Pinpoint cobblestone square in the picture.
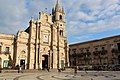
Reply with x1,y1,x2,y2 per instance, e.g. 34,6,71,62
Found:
0,70,120,80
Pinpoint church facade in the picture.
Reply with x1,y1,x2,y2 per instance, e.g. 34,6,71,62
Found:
0,0,69,69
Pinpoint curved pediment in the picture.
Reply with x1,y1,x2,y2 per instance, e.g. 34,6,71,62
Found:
42,29,50,34
18,31,29,39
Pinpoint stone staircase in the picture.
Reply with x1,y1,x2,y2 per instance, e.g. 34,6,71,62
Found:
0,68,73,73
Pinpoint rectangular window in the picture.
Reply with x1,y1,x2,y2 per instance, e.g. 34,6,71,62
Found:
43,34,49,43
3,60,8,68
5,47,9,54
102,47,105,50
95,48,98,51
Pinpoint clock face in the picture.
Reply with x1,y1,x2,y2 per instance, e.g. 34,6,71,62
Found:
43,34,48,43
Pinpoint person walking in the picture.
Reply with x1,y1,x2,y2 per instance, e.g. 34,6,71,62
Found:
47,67,50,72
19,66,22,73
17,65,20,73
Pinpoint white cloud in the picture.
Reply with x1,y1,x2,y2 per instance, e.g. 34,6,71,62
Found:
0,0,54,34
0,0,29,34
0,0,120,43
66,0,120,37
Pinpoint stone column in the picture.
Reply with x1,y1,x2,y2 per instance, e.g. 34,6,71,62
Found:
38,22,41,70
57,26,60,69
48,50,50,69
34,22,38,69
49,50,53,69
27,18,34,69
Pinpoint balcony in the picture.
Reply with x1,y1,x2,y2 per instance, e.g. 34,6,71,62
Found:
111,49,120,55
0,51,10,55
4,51,10,54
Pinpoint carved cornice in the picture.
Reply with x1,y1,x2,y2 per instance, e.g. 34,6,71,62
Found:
17,41,28,44
55,20,66,23
0,51,11,55
0,36,14,40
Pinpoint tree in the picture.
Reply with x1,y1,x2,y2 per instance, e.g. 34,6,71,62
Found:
8,54,14,69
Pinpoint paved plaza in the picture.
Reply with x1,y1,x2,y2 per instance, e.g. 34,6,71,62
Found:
0,70,120,80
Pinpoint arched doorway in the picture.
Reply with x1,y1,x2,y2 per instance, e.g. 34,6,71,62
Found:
19,50,26,69
42,55,48,69
118,55,120,64
20,59,25,69
0,58,1,68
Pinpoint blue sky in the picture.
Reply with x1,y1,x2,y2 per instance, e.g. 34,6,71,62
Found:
0,0,120,44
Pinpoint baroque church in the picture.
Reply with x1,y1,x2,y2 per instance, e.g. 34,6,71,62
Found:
0,0,69,69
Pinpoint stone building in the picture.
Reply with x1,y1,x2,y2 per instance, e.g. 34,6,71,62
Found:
0,34,14,68
69,35,120,67
0,0,69,69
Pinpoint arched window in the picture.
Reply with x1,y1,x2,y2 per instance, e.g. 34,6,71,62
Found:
59,15,62,20
60,30,63,36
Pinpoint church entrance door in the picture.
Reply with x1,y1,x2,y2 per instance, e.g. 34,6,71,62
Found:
20,59,25,69
42,55,48,69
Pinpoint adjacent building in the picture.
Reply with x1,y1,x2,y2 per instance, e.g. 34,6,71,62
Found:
0,0,69,69
0,34,14,68
69,35,120,67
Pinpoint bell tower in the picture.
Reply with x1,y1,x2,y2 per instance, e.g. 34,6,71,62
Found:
52,0,66,38
51,0,69,69
52,0,65,23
